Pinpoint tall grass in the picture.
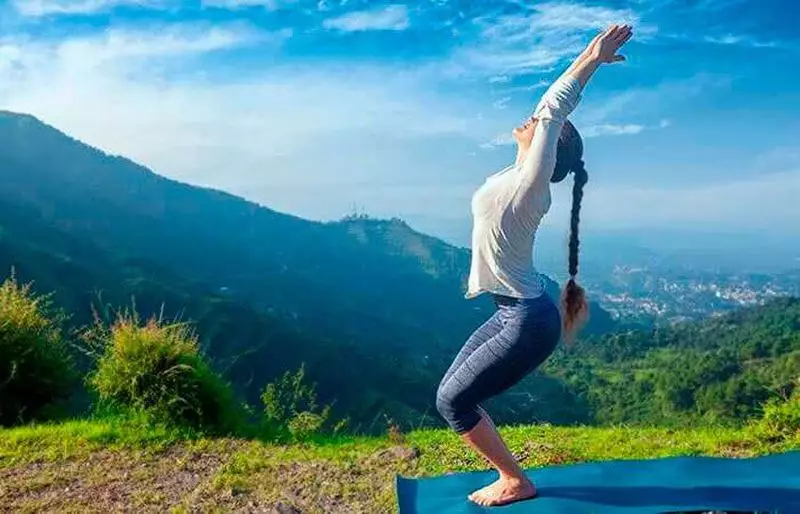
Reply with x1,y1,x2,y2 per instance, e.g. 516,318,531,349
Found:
260,364,347,442
85,310,241,433
0,275,74,426
750,380,800,441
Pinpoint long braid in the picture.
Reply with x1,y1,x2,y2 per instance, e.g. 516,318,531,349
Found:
561,159,589,344
568,160,587,277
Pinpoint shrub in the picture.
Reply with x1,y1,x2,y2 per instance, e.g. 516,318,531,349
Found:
260,364,345,441
86,311,239,432
0,275,74,426
749,381,799,441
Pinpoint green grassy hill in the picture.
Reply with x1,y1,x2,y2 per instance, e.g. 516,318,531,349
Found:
1,418,797,513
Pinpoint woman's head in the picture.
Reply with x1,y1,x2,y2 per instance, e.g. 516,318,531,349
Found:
553,120,584,183
513,118,584,179
512,117,538,151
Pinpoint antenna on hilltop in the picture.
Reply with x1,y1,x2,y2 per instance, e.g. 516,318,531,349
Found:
346,201,369,220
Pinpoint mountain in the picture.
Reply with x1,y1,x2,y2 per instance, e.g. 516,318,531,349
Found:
0,111,614,428
0,111,613,344
0,198,436,426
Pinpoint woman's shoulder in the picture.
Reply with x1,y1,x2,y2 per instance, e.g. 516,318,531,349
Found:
485,163,516,182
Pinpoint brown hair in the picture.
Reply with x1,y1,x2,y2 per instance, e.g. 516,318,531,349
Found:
553,121,589,344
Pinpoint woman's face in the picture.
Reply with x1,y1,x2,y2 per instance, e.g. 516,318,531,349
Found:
512,117,537,150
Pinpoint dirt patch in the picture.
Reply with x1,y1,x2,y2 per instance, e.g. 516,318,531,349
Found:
365,445,420,466
0,442,239,513
0,441,417,513
513,441,578,466
194,461,386,513
184,444,421,514
714,439,759,458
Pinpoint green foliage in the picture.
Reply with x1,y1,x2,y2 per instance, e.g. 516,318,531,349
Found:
0,275,74,426
260,365,342,441
85,311,240,432
750,380,799,441
287,411,327,440
547,298,800,427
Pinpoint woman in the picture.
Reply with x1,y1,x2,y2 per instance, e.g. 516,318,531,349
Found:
435,24,633,507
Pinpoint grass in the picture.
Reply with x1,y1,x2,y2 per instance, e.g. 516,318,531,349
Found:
0,418,797,513
85,312,242,433
0,275,74,426
0,416,200,468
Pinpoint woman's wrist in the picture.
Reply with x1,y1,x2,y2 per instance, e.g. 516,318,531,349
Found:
570,54,601,88
582,49,603,66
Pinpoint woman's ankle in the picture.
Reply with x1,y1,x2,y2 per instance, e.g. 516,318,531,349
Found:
498,471,531,485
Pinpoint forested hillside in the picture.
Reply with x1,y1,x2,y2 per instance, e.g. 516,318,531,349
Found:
546,298,799,425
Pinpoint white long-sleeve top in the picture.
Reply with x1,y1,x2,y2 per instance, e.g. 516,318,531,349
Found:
466,73,584,300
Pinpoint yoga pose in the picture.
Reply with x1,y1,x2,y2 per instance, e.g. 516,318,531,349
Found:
436,24,633,507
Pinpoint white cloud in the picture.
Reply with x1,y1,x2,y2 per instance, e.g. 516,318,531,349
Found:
583,118,675,138
526,1,642,32
702,34,778,48
323,5,410,32
658,29,783,49
0,22,479,218
0,23,272,85
705,34,744,45
0,22,286,88
499,80,550,94
12,0,164,16
456,1,652,77
201,0,300,10
488,75,511,84
639,0,748,12
583,123,645,138
576,74,730,125
57,23,279,64
492,96,511,110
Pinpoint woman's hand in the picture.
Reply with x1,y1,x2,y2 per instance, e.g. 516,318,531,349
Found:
562,24,632,87
585,24,633,64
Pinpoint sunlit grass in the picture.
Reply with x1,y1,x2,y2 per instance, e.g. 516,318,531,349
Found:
1,417,797,513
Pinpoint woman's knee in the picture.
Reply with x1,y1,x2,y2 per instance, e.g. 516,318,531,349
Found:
435,388,454,419
436,387,481,434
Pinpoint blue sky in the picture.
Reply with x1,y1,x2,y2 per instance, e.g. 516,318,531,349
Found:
0,0,798,250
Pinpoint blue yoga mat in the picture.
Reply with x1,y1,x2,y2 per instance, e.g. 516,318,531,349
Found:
396,451,800,513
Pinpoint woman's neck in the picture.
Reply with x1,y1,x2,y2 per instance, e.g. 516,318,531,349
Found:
515,144,530,166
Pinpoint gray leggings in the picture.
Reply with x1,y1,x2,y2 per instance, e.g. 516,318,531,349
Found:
436,293,561,433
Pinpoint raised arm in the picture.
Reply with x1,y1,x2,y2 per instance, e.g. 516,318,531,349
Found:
510,25,632,213
567,24,632,88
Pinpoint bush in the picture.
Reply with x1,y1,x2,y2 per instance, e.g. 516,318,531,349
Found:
86,311,239,432
0,276,74,426
260,364,345,441
749,381,799,441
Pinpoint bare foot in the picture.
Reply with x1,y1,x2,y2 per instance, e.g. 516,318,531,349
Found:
468,476,536,507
